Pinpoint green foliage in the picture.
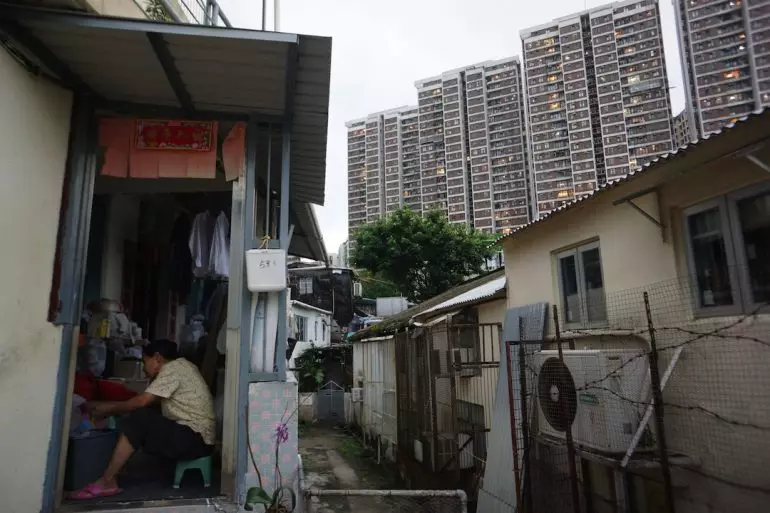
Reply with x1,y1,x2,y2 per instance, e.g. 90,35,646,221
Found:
293,345,347,392
350,207,497,302
244,485,295,512
146,0,173,21
357,270,401,298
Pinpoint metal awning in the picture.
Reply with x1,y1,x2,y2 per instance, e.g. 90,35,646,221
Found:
0,3,331,207
290,202,327,264
413,275,507,321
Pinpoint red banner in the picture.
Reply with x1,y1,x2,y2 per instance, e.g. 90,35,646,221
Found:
134,119,215,151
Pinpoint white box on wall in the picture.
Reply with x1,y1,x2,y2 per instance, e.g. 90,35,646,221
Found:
245,249,287,292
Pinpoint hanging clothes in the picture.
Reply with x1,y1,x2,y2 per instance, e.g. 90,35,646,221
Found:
209,211,230,278
189,211,215,278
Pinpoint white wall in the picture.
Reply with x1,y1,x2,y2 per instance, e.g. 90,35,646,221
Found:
502,145,770,513
0,50,73,513
352,336,398,459
100,195,140,302
82,0,148,18
290,303,331,346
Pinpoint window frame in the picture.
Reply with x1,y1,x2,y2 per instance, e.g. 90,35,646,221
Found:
298,276,313,295
295,315,308,341
683,180,770,317
727,180,770,313
682,197,742,318
555,240,607,328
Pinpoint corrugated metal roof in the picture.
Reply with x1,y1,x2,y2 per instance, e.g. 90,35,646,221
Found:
0,5,331,206
415,276,506,319
498,108,769,244
350,269,506,341
291,300,332,315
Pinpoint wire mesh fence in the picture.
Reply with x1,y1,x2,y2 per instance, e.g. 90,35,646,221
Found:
508,270,770,513
304,488,468,513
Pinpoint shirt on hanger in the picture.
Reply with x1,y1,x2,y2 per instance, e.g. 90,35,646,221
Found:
209,211,230,278
189,211,213,278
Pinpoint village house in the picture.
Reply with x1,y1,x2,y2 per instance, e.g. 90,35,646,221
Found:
0,2,331,512
350,269,506,503
498,109,770,513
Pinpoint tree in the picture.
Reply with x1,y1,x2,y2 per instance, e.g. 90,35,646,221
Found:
357,270,401,299
350,207,497,302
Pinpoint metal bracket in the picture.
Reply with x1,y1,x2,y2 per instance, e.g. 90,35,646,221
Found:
613,187,665,241
746,153,770,173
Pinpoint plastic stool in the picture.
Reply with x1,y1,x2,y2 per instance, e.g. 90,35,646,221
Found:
173,456,212,488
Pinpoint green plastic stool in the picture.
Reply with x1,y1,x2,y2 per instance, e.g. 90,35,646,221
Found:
173,456,212,489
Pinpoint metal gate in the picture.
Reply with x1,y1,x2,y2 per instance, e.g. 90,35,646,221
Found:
316,380,345,425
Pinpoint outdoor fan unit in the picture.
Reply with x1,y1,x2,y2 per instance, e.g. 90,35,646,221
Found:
534,349,651,454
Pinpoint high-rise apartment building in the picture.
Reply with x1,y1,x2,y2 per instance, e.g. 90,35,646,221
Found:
415,57,530,234
346,106,419,237
346,118,367,237
674,0,770,139
673,109,694,147
521,0,675,217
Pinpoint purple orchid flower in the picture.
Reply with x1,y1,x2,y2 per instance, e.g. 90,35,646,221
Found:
275,422,289,444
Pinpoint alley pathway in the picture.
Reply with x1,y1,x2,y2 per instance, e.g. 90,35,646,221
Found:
299,425,405,513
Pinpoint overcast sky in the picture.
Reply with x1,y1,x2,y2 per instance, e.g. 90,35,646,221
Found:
217,0,686,254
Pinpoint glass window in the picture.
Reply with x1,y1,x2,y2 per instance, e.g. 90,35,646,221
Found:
295,315,307,341
298,277,313,295
557,242,607,326
684,183,770,315
734,190,770,304
686,207,734,307
560,253,581,323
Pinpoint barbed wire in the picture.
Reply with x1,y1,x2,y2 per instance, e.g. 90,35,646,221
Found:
505,294,770,512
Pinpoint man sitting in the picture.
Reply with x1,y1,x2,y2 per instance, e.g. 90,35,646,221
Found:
71,339,215,500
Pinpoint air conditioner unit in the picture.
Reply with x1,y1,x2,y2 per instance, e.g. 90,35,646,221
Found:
351,387,363,402
534,349,651,453
353,282,363,298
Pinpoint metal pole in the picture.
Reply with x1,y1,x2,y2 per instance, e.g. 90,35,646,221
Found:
274,0,281,31
553,305,581,513
505,330,522,506
518,318,533,513
274,125,291,380
210,2,220,26
644,292,677,513
158,0,184,23
265,126,273,238
236,116,259,499
261,0,267,30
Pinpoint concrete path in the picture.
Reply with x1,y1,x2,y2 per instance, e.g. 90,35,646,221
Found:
299,425,403,513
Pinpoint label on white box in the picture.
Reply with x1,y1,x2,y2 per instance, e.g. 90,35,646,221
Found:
245,249,287,292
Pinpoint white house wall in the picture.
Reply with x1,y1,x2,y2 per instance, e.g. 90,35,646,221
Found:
290,304,331,346
352,337,397,457
0,50,73,513
502,144,770,513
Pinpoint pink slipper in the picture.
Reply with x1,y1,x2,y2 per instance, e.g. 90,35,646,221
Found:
69,482,123,500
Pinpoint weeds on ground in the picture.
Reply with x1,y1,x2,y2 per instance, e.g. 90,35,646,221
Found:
298,420,309,439
338,435,371,460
